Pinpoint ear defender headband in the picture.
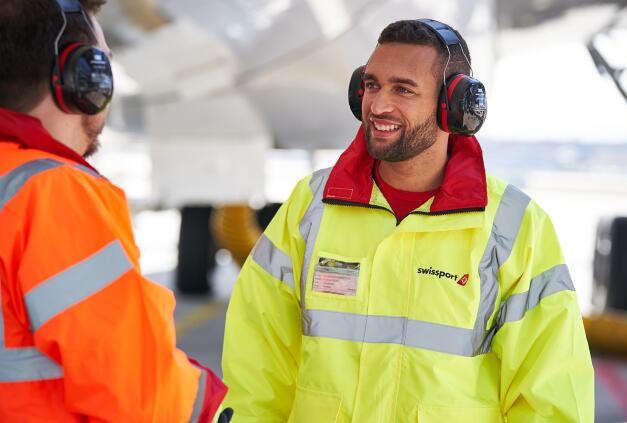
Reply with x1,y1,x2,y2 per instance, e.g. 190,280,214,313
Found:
347,18,487,135
51,0,114,115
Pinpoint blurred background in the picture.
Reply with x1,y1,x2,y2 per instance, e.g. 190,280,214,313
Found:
91,0,627,420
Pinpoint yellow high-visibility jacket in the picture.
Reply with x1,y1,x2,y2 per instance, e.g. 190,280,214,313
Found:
222,127,594,422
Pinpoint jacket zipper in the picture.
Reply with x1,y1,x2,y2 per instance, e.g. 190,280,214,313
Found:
322,198,485,225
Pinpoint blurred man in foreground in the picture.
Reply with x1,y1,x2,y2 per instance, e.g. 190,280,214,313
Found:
0,0,230,420
222,19,594,422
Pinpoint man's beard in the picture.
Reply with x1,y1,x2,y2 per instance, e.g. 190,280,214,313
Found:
81,115,105,158
365,112,439,162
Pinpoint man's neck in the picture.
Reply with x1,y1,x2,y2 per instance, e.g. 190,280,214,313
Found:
378,132,449,192
28,96,86,156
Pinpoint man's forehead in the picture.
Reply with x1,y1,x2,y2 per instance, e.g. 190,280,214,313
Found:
365,43,439,84
367,43,439,70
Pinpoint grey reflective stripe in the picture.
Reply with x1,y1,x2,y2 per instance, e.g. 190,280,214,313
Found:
0,347,63,382
473,184,530,354
307,309,479,356
0,255,63,383
188,369,207,422
299,168,331,331
0,159,102,212
0,289,4,348
251,234,295,289
74,164,101,179
308,309,367,342
405,320,476,356
0,159,64,211
25,240,133,331
495,264,574,330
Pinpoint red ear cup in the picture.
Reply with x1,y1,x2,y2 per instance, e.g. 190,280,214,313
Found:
51,43,114,115
437,73,487,135
348,65,366,121
51,42,83,114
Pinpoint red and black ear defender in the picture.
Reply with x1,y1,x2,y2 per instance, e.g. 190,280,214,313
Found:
347,18,487,135
348,65,367,122
51,0,114,115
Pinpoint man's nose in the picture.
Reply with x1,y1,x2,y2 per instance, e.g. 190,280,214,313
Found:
369,90,394,116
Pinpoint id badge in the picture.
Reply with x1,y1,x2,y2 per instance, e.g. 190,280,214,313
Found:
313,257,360,296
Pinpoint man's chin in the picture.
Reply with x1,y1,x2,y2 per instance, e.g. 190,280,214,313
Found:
80,115,105,159
83,139,101,159
366,133,401,159
367,142,395,161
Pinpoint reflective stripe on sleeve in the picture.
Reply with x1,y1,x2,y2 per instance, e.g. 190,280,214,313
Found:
251,234,295,289
25,240,133,331
495,264,574,330
0,347,63,382
188,369,207,422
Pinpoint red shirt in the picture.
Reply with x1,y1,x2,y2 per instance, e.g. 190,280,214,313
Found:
374,161,437,222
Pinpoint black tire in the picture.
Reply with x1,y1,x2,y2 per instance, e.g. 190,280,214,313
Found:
594,216,627,310
176,206,217,295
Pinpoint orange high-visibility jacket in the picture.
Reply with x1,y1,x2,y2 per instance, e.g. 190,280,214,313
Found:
0,108,227,422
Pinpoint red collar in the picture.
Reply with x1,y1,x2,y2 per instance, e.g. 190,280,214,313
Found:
324,126,487,213
0,107,100,174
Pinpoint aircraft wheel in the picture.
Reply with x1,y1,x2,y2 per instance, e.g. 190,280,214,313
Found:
176,206,217,295
594,216,627,310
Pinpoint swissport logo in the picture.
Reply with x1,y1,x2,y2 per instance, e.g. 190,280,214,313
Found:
417,266,469,286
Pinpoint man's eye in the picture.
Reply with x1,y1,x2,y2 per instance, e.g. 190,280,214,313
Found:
364,82,378,89
396,86,412,94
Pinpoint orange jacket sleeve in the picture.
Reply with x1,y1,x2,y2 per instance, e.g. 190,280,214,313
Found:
14,165,226,421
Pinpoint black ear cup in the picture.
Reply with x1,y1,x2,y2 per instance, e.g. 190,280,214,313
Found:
51,43,114,115
348,65,366,121
436,73,487,135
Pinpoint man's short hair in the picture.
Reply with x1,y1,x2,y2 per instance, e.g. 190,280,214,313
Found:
0,0,107,112
378,20,471,84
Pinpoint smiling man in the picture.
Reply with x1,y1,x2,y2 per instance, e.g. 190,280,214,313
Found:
222,19,594,422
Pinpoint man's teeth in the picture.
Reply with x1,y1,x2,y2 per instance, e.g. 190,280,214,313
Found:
373,122,400,132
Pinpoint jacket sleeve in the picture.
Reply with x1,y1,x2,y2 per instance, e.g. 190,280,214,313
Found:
491,203,594,422
18,167,227,422
222,177,313,422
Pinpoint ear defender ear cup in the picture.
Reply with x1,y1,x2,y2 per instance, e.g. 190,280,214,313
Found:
348,65,366,121
437,73,487,135
51,43,114,115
